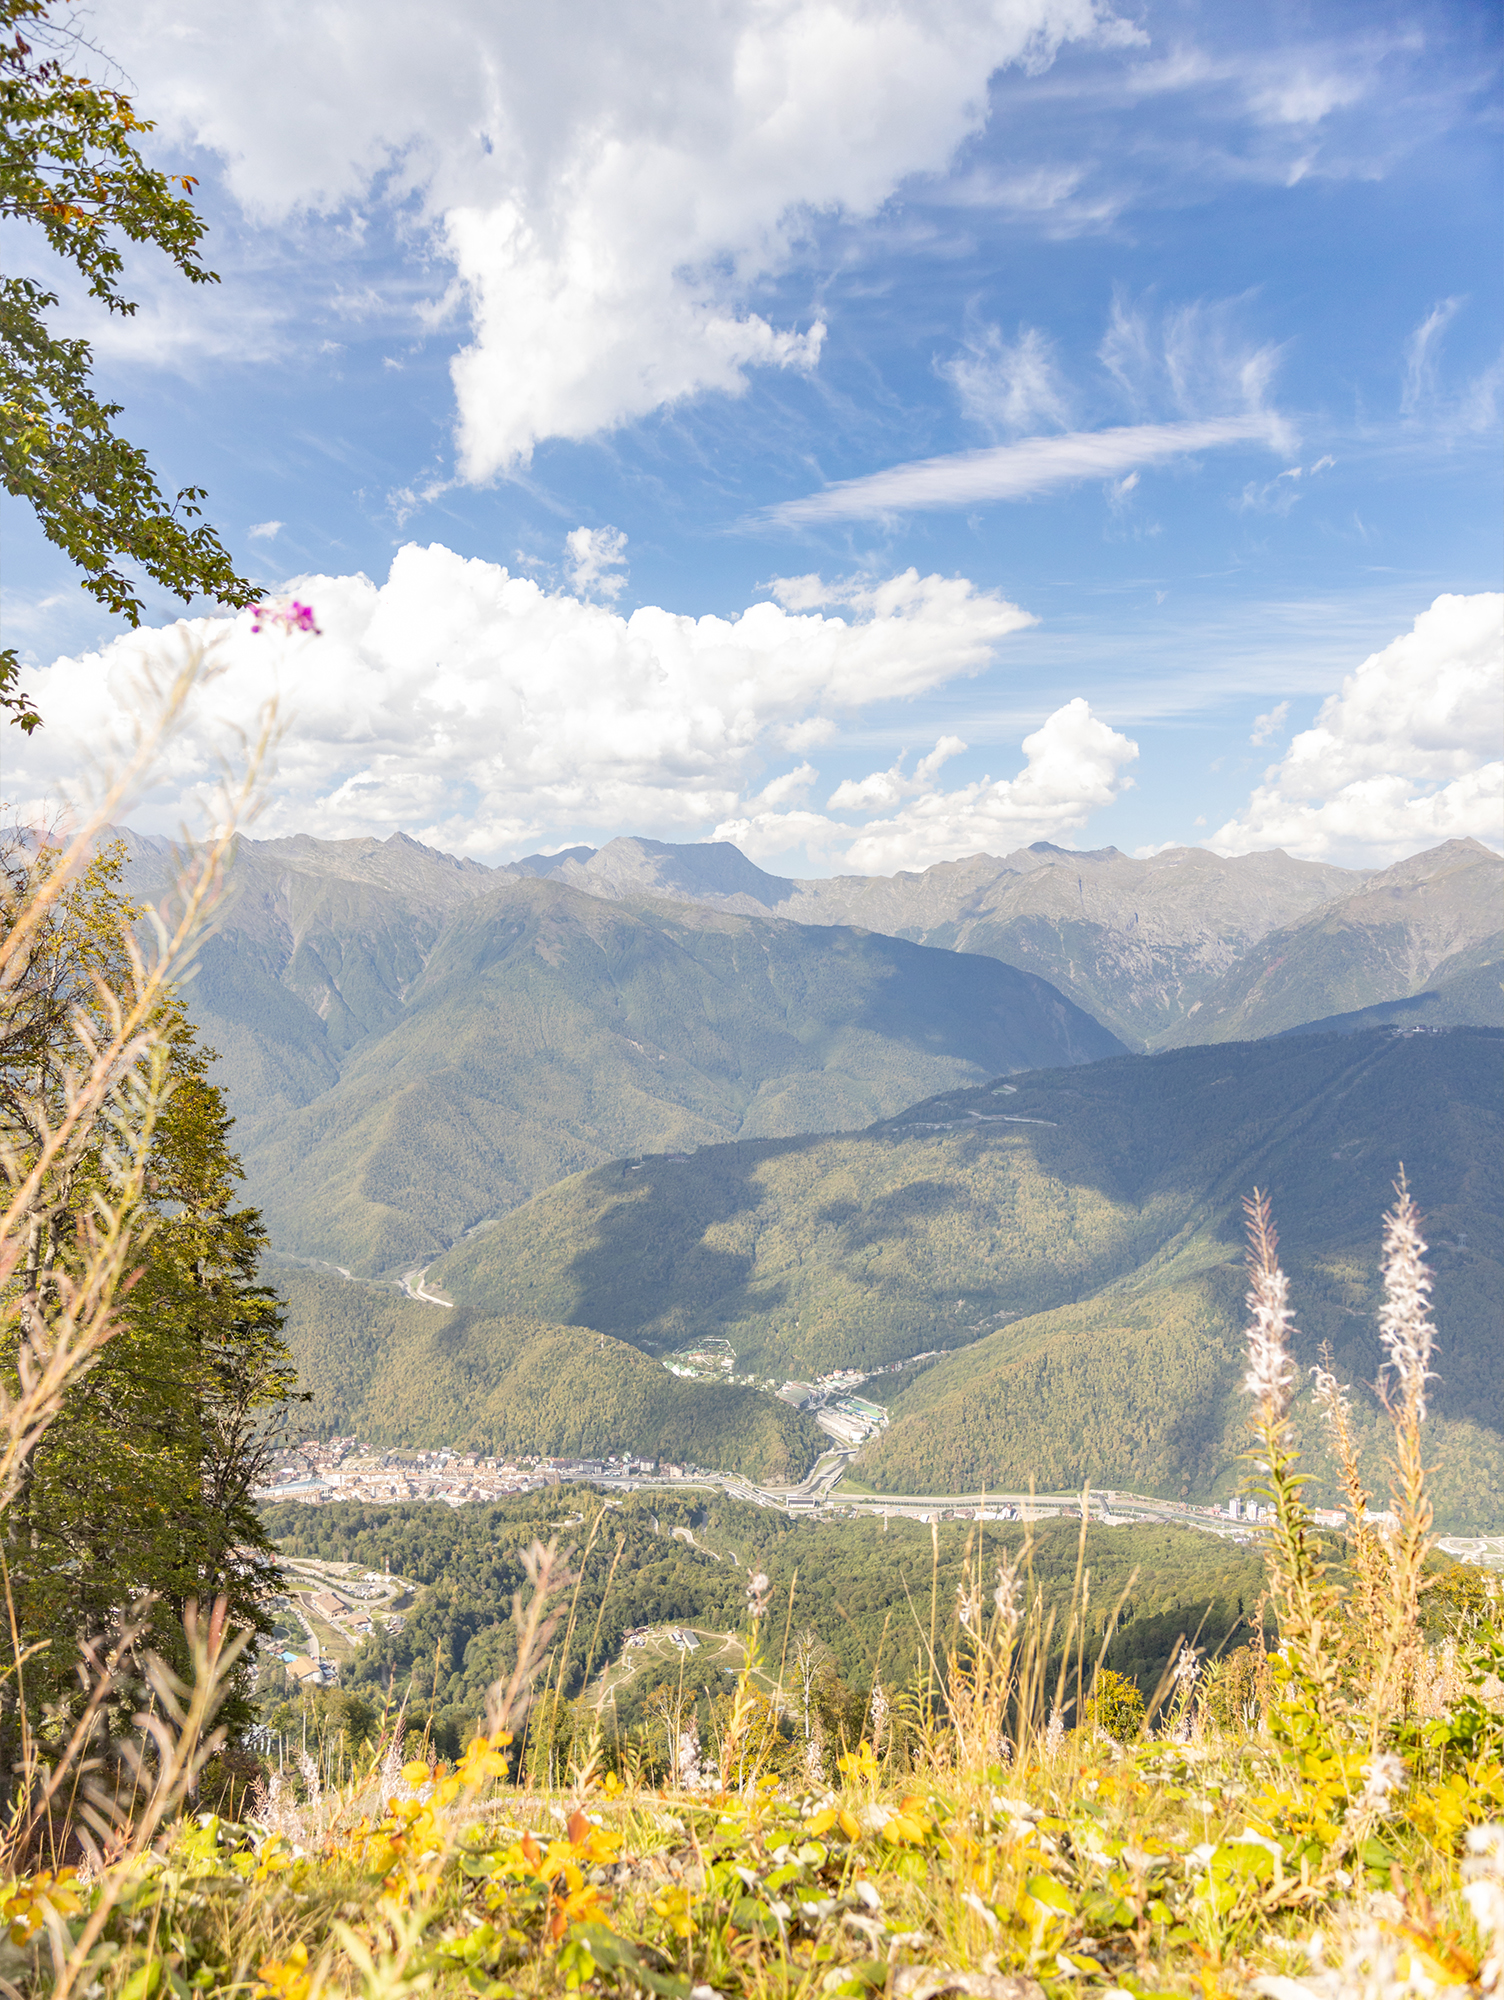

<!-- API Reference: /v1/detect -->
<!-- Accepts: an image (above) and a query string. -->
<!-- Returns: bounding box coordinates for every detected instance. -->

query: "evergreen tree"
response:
[0,841,299,1754]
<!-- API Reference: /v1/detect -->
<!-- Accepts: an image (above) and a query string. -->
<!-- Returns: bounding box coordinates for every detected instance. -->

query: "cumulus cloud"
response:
[719,698,1137,871]
[97,0,1133,473]
[1250,700,1290,746]
[565,525,628,599]
[1211,593,1504,863]
[247,521,283,541]
[12,545,1033,861]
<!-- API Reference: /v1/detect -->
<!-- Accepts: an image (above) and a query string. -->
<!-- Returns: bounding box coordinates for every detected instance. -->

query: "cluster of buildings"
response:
[774,1369,890,1447]
[1223,1494,1347,1529]
[255,1437,695,1507]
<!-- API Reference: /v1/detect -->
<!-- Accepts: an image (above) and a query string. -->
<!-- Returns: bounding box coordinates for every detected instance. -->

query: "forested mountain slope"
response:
[269,1269,823,1480]
[433,1028,1503,1526]
[124,834,1118,1273]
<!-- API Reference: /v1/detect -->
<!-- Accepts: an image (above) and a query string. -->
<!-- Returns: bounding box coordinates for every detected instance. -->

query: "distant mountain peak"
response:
[1026,841,1124,861]
[551,835,797,910]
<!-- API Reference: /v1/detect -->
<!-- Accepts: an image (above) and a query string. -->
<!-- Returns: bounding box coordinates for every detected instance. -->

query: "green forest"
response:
[262,1488,1272,1767]
[408,1028,1503,1524]
[271,1269,824,1479]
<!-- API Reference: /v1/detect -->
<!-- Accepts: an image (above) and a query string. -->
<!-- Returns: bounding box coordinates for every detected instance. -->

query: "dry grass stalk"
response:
[484,1538,577,1745]
[1309,1343,1387,1658]
[41,1598,251,2000]
[0,634,278,1509]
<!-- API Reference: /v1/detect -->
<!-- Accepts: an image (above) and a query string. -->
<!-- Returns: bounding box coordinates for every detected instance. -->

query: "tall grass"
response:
[3,1114,1500,1993]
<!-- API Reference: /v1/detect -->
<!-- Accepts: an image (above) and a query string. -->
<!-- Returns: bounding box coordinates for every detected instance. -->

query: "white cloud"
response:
[768,414,1284,523]
[826,735,969,810]
[1099,289,1287,425]
[565,525,628,599]
[940,323,1072,434]
[934,162,1127,235]
[720,698,1137,871]
[775,285,1296,523]
[13,545,1033,861]
[750,762,818,809]
[1250,700,1290,746]
[916,735,968,783]
[248,521,284,542]
[1401,297,1464,415]
[1247,67,1369,127]
[98,0,1133,473]
[1237,453,1334,515]
[1211,593,1504,863]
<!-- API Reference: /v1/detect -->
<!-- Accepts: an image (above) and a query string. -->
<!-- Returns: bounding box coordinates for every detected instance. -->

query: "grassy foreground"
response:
[5,1187,1504,1998]
[2,1622,1502,2000]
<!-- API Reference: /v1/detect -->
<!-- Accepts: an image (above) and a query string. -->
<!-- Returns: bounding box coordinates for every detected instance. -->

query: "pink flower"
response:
[250,599,321,636]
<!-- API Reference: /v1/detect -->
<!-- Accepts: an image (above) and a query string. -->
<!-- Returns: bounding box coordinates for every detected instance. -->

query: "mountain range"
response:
[517,832,1503,1052]
[124,833,1119,1273]
[116,826,1502,1522]
[122,829,1501,1277]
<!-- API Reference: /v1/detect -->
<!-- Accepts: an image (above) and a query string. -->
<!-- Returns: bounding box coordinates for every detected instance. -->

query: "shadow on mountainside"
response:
[438,1028,1501,1399]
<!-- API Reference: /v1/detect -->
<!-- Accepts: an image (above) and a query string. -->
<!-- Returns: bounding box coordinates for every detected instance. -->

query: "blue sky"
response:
[3,0,1500,874]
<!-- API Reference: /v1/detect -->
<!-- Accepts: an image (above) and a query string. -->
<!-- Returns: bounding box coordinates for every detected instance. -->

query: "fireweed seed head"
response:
[1243,1191,1297,1423]
[993,1558,1022,1624]
[1378,1176,1438,1421]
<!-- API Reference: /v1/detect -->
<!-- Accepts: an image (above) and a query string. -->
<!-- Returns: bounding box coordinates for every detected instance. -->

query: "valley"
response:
[117,826,1502,1530]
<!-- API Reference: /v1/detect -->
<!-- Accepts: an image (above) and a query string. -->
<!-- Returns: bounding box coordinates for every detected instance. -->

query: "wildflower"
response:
[1378,1176,1438,1421]
[1243,1190,1297,1424]
[250,598,321,636]
[456,1730,512,1789]
[652,1881,696,1939]
[1309,1362,1349,1429]
[2,1870,83,1945]
[255,1942,312,2000]
[802,1713,826,1788]
[298,1748,324,1809]
[677,1724,709,1791]
[838,1742,880,1785]
[1174,1645,1202,1690]
[746,1570,771,1618]
[1044,1706,1065,1754]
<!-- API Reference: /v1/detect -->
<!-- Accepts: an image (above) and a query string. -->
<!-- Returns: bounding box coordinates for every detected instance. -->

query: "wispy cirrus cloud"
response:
[767,413,1287,524]
[1402,297,1465,415]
